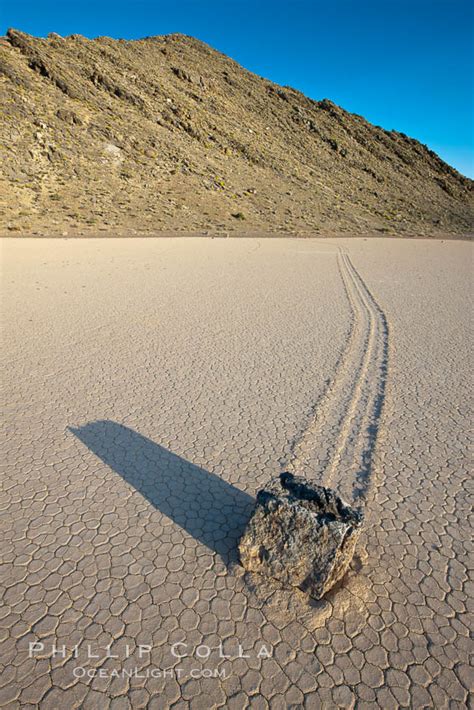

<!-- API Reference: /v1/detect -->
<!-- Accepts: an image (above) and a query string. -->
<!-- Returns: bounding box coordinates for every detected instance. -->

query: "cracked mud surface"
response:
[1,237,472,708]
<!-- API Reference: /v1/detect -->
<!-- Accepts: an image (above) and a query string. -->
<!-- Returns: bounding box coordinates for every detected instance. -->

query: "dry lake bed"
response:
[1,237,472,708]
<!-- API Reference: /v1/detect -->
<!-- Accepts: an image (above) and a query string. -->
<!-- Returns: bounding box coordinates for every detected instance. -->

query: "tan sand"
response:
[1,237,472,707]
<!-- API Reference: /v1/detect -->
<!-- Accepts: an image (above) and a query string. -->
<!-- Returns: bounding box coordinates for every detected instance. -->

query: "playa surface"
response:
[1,237,472,708]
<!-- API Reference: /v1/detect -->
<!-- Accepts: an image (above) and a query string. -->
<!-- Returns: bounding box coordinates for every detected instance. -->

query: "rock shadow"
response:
[69,420,254,565]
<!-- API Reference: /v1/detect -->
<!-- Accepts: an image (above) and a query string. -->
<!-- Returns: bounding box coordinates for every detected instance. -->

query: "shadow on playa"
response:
[69,420,254,565]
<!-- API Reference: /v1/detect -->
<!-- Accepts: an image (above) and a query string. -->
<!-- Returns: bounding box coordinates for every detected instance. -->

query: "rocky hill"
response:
[1,28,472,237]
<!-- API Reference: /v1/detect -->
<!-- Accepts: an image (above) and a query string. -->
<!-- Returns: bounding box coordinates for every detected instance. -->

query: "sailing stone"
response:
[239,472,364,599]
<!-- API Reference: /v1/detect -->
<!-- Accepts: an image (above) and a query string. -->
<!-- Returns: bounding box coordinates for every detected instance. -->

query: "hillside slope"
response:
[1,29,472,236]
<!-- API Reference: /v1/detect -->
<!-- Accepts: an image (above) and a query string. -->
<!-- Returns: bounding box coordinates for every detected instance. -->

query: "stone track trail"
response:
[285,247,389,506]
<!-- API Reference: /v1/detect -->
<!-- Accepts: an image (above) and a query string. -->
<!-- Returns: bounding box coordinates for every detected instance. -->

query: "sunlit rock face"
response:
[239,472,364,599]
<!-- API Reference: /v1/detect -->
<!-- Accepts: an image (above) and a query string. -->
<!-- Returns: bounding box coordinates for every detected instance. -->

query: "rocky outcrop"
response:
[239,472,364,599]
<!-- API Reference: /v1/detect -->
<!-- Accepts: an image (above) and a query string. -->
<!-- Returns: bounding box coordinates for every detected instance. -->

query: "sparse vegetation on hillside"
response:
[0,29,472,236]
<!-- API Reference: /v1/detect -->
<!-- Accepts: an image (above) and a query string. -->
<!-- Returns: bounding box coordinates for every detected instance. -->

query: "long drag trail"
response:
[285,247,389,505]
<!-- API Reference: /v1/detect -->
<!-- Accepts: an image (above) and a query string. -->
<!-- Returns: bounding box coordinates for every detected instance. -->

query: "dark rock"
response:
[239,472,364,599]
[56,108,82,125]
[171,66,193,83]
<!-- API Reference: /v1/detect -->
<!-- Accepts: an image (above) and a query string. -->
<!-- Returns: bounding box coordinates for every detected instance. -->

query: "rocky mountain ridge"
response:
[1,28,472,236]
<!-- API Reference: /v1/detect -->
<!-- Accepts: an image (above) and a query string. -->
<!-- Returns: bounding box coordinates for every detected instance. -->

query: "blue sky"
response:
[3,0,473,177]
